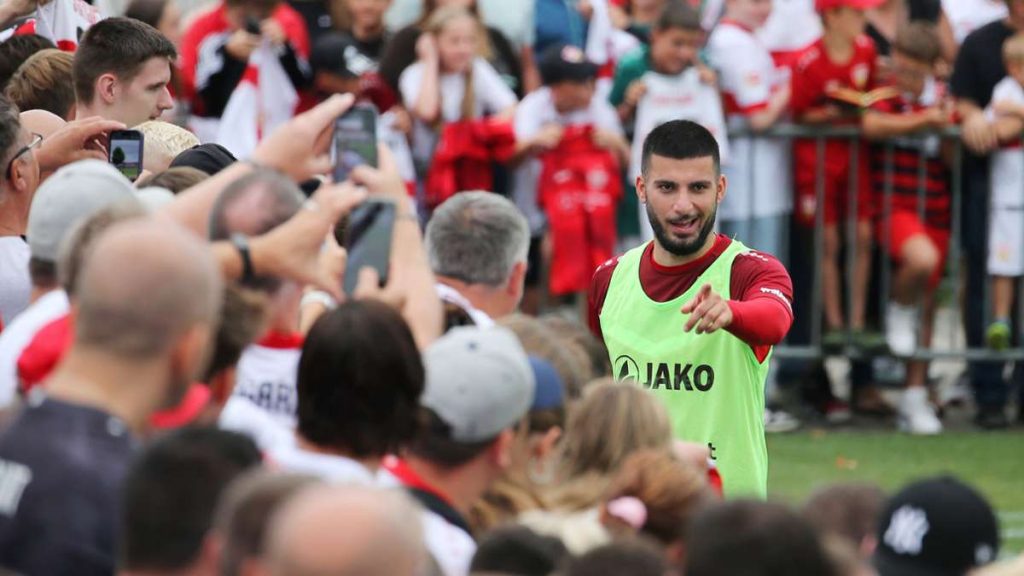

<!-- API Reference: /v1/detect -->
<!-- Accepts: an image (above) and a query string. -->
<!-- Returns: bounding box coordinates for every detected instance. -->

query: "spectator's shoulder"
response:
[616,45,648,72]
[707,22,753,52]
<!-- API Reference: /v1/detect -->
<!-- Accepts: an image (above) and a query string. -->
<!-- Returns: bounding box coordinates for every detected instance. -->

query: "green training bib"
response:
[599,240,770,498]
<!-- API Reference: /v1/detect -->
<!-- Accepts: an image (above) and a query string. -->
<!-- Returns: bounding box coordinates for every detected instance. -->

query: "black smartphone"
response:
[108,129,144,182]
[342,199,395,295]
[332,103,378,184]
[244,15,262,35]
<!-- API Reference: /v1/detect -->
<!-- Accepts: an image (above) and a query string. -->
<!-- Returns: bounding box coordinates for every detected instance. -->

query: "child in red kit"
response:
[791,0,884,352]
[862,23,953,435]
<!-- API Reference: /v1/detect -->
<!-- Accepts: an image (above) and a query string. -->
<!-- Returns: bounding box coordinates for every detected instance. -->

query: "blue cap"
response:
[528,357,565,411]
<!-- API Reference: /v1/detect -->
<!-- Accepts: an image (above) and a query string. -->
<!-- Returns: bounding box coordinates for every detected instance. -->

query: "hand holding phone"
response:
[108,130,144,182]
[332,103,379,184]
[341,198,395,296]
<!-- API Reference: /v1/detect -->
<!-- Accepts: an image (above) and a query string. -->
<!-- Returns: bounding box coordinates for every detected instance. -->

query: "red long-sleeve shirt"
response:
[588,234,794,363]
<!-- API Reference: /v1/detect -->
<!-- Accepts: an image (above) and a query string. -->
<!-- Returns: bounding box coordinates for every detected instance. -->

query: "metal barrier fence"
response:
[726,123,1024,363]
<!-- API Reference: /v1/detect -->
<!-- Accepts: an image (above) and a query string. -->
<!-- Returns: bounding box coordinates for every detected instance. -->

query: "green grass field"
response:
[767,431,1024,554]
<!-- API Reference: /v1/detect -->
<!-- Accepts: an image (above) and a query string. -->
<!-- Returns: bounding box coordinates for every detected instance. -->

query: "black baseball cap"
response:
[539,44,598,86]
[310,32,358,78]
[873,476,999,576]
[170,143,237,175]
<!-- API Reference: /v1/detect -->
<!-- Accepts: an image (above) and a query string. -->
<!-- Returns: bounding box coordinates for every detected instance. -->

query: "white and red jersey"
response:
[230,331,303,429]
[707,19,791,221]
[0,0,101,51]
[180,2,311,157]
[942,0,1007,44]
[756,0,821,71]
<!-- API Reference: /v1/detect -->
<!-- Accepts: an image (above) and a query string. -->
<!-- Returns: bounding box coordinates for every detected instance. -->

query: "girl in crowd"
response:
[398,6,516,170]
[381,0,523,96]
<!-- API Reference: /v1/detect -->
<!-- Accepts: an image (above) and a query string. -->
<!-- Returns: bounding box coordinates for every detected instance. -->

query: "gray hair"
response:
[425,191,530,287]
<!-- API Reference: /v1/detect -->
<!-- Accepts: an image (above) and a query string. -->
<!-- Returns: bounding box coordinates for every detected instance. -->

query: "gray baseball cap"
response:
[422,326,536,443]
[27,160,139,261]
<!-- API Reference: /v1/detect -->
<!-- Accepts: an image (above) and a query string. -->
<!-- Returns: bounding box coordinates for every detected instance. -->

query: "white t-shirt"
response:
[230,333,303,429]
[269,437,379,484]
[942,0,1007,44]
[218,396,294,452]
[0,289,68,408]
[708,21,791,220]
[987,77,1024,208]
[0,237,31,327]
[399,58,518,166]
[512,87,623,234]
[757,0,821,55]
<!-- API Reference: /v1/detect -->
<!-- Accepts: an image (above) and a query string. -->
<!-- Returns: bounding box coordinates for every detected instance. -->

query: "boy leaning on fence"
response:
[790,0,882,354]
[983,32,1024,351]
[706,0,792,259]
[861,22,953,436]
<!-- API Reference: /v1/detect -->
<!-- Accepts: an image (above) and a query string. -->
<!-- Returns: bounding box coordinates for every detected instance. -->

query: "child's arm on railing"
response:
[862,107,949,140]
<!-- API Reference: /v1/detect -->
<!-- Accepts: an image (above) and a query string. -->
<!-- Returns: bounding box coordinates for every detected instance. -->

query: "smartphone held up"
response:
[331,103,378,184]
[108,130,144,182]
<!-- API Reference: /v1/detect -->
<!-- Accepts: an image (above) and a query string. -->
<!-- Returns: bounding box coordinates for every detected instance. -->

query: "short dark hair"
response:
[5,49,75,119]
[470,526,569,575]
[892,22,941,64]
[564,540,668,576]
[685,501,836,576]
[297,301,425,458]
[408,408,497,468]
[124,0,170,29]
[654,1,702,33]
[119,428,262,572]
[802,483,886,548]
[73,17,177,105]
[0,94,21,181]
[27,257,56,289]
[0,34,54,92]
[640,119,720,178]
[136,166,209,193]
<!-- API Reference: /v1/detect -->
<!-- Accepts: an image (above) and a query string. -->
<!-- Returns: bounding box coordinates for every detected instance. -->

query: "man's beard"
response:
[647,201,718,258]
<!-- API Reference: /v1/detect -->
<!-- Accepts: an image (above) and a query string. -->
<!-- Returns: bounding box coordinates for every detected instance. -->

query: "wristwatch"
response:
[230,233,255,283]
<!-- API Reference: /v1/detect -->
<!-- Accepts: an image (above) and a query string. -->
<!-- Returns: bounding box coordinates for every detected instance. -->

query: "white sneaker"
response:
[764,408,801,433]
[898,387,943,435]
[886,302,919,357]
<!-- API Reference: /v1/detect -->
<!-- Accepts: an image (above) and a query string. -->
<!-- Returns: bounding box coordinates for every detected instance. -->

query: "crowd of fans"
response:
[0,0,1018,574]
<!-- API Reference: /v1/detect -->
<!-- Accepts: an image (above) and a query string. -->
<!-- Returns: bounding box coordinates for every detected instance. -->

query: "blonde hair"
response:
[545,380,673,511]
[136,120,201,173]
[499,313,588,400]
[1005,33,1024,64]
[6,49,75,119]
[602,449,713,546]
[424,5,489,121]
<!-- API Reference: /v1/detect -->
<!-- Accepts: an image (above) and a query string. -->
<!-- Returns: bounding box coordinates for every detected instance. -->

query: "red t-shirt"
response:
[791,36,878,173]
[588,235,794,363]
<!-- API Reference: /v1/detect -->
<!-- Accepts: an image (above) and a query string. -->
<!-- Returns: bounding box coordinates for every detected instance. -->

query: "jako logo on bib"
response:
[615,355,716,392]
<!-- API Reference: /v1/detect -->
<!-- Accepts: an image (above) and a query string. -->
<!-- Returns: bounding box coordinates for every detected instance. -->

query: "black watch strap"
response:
[231,233,255,283]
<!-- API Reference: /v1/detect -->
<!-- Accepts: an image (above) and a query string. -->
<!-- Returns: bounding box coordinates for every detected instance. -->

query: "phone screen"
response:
[332,105,378,184]
[109,131,144,182]
[342,200,395,295]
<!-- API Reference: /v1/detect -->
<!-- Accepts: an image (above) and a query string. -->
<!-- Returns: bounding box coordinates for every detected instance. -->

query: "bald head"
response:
[267,485,425,576]
[75,217,222,358]
[208,169,303,241]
